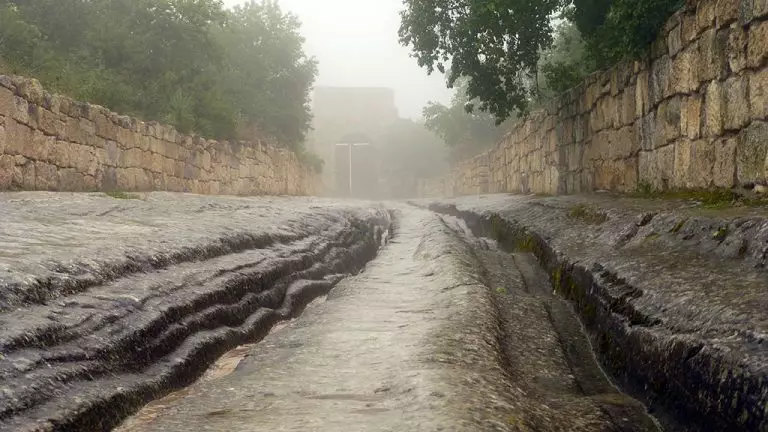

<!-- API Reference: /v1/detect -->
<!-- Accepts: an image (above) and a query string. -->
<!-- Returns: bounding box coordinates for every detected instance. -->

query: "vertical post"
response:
[348,143,353,197]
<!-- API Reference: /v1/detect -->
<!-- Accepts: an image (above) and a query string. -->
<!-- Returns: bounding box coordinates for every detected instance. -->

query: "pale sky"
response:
[223,0,453,120]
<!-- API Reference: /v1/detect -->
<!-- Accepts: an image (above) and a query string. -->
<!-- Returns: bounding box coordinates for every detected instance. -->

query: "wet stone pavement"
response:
[1,192,757,431]
[114,205,656,431]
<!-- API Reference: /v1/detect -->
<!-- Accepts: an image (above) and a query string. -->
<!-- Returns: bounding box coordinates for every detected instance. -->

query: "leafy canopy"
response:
[0,0,317,150]
[401,0,683,124]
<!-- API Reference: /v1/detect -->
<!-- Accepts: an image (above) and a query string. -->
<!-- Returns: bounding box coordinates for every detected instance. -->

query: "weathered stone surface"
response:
[650,56,672,104]
[671,43,699,93]
[0,75,319,196]
[697,0,717,31]
[681,95,702,139]
[0,154,13,189]
[639,144,676,190]
[674,138,715,188]
[726,25,748,72]
[749,67,768,120]
[35,161,58,190]
[660,96,682,144]
[715,0,740,28]
[16,78,44,106]
[703,80,724,136]
[668,24,684,56]
[748,19,768,68]
[427,195,768,432]
[698,29,728,82]
[714,136,737,187]
[723,75,750,130]
[0,86,14,118]
[681,12,699,43]
[736,120,768,182]
[755,0,768,18]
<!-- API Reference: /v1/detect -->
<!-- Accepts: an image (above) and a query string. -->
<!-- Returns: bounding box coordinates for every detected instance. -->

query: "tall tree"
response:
[422,79,513,162]
[399,0,566,122]
[400,0,684,123]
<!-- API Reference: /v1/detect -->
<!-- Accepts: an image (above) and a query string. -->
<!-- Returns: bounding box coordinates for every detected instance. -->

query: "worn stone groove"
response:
[427,201,767,431]
[0,208,392,431]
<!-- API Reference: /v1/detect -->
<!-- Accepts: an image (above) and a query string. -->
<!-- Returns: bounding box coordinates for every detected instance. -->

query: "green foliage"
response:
[582,0,684,67]
[399,0,567,122]
[537,21,593,98]
[0,0,316,149]
[400,0,683,123]
[422,79,513,162]
[296,150,325,173]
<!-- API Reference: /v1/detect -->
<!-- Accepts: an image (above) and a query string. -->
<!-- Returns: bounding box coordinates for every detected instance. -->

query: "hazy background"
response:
[223,0,453,120]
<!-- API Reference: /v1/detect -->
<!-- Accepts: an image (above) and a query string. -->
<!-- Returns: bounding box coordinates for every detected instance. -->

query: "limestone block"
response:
[35,107,61,137]
[649,55,672,105]
[748,20,768,68]
[124,148,142,168]
[5,118,31,156]
[714,136,738,187]
[703,81,724,136]
[698,29,728,82]
[151,153,164,174]
[681,95,702,139]
[0,124,4,155]
[660,96,682,144]
[12,96,30,125]
[726,25,748,73]
[610,126,637,160]
[0,86,15,118]
[681,12,699,43]
[19,157,35,189]
[750,67,768,120]
[674,138,715,188]
[723,75,750,130]
[27,131,53,162]
[697,0,717,32]
[621,84,637,125]
[715,0,739,28]
[134,168,152,191]
[0,154,14,189]
[50,140,72,168]
[671,43,699,93]
[58,168,87,191]
[35,161,59,191]
[635,70,650,117]
[668,25,684,56]
[93,113,117,141]
[74,144,98,177]
[115,168,134,190]
[755,0,768,19]
[737,120,768,182]
[17,78,44,105]
[639,145,676,190]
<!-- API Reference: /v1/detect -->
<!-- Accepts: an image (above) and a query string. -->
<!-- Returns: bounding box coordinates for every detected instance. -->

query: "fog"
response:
[223,0,453,120]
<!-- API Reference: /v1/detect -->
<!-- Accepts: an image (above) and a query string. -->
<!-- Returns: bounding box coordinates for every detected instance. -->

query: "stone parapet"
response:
[0,75,319,195]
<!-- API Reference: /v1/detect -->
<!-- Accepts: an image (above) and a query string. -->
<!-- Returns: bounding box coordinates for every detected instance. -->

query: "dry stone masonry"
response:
[419,0,768,197]
[0,76,319,195]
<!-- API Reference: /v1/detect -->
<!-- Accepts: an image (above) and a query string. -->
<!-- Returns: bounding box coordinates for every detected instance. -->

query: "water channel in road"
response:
[115,205,660,432]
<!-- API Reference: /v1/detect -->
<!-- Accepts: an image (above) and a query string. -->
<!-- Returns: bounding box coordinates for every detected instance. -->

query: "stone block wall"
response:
[419,0,768,197]
[0,75,319,195]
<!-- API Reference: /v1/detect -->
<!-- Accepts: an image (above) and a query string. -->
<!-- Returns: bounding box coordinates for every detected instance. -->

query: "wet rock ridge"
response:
[420,195,768,431]
[0,75,319,195]
[419,0,768,197]
[0,193,391,431]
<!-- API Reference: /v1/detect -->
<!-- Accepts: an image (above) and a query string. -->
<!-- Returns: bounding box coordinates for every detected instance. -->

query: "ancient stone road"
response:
[117,206,658,432]
[0,192,766,431]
